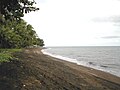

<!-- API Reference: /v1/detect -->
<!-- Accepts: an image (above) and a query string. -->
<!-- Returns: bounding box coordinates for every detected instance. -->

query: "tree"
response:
[0,19,44,48]
[0,0,44,48]
[36,38,45,46]
[0,0,39,21]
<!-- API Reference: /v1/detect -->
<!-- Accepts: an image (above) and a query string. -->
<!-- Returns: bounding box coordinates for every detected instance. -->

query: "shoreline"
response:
[0,48,120,90]
[30,48,120,85]
[42,49,120,78]
[44,51,120,85]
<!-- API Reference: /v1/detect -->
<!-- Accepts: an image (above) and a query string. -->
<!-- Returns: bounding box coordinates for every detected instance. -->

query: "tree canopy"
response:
[0,19,44,48]
[0,0,45,48]
[0,0,39,21]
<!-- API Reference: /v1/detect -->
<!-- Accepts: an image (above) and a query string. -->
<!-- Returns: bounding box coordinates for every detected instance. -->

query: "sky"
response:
[23,0,120,46]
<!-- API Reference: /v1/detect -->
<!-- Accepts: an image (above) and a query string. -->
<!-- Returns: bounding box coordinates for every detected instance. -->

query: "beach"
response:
[0,48,120,90]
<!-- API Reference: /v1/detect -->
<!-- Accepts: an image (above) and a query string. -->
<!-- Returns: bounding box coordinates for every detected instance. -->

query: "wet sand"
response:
[0,48,120,90]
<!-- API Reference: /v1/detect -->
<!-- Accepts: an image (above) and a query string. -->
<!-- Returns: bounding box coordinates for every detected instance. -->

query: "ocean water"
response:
[42,46,120,77]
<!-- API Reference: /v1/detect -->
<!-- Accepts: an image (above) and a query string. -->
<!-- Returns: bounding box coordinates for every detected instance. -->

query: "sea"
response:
[41,46,120,77]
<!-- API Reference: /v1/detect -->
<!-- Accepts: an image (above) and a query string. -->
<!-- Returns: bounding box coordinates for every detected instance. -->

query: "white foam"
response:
[42,49,95,67]
[41,49,120,77]
[42,50,102,69]
[41,49,78,63]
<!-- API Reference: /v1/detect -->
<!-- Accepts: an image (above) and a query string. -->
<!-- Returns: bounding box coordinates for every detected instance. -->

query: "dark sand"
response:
[0,48,120,90]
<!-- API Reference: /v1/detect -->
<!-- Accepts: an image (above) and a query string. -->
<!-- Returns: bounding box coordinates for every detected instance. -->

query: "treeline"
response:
[0,19,44,48]
[0,0,44,48]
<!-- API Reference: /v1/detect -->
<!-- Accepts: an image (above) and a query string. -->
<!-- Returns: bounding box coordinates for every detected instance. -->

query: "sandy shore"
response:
[0,48,120,90]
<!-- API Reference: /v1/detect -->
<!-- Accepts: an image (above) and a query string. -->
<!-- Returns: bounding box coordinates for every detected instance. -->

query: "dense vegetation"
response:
[0,49,21,62]
[0,0,44,48]
[0,19,44,48]
[0,0,39,21]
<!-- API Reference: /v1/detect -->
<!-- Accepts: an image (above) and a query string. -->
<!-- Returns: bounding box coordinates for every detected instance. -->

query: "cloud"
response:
[93,16,120,23]
[101,36,120,39]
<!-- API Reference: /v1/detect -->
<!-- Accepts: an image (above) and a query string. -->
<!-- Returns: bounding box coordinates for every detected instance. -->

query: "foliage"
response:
[0,49,21,62]
[0,0,44,48]
[0,19,44,48]
[0,0,39,21]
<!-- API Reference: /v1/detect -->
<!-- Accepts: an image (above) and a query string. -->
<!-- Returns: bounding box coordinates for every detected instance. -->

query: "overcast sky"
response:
[24,0,120,46]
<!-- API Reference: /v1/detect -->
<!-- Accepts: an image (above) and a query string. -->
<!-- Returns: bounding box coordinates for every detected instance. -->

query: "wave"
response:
[41,49,120,77]
[41,49,78,63]
[42,49,102,69]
